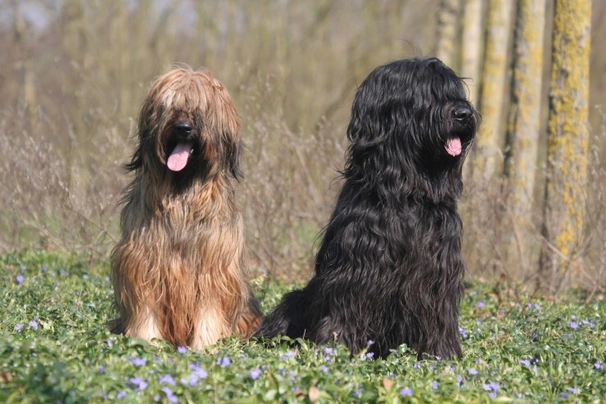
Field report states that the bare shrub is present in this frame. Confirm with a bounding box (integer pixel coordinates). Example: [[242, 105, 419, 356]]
[[238, 77, 347, 278], [0, 106, 125, 254]]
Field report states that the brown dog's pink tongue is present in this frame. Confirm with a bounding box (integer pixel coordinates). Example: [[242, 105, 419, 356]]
[[445, 138, 462, 156], [167, 143, 193, 172]]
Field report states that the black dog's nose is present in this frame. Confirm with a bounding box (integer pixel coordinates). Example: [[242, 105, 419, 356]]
[[454, 107, 472, 121], [174, 121, 193, 134]]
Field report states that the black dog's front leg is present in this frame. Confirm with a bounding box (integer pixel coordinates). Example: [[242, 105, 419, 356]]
[[254, 289, 312, 340]]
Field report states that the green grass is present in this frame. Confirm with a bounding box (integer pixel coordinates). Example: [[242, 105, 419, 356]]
[[0, 251, 604, 403]]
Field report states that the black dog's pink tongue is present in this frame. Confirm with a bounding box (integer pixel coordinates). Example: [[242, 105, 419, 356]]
[[167, 143, 193, 172], [445, 138, 462, 156]]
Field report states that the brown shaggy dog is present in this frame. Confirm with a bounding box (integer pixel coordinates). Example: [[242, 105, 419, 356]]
[[110, 66, 262, 350]]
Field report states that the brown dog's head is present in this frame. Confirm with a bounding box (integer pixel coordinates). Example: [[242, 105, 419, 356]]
[[129, 66, 241, 182]]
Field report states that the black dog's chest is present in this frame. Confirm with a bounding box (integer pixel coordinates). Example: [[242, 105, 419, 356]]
[[403, 203, 460, 238]]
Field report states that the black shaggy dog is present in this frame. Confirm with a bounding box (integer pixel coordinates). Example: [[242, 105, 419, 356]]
[[255, 57, 479, 360]]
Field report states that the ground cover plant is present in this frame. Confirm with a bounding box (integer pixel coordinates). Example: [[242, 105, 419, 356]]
[[0, 251, 604, 403]]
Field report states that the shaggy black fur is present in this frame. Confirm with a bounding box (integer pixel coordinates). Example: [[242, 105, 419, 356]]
[[255, 57, 479, 360]]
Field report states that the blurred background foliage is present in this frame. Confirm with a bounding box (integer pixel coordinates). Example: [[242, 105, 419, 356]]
[[0, 0, 604, 295]]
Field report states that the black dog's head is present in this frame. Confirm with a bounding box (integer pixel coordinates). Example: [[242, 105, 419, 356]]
[[345, 57, 479, 200], [128, 66, 242, 185]]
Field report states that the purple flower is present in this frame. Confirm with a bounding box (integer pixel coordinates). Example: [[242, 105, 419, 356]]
[[16, 275, 24, 284], [477, 301, 485, 308], [158, 375, 176, 385], [458, 326, 468, 338], [129, 377, 148, 392], [181, 363, 208, 386], [560, 387, 578, 399], [60, 269, 68, 276], [581, 319, 595, 328], [249, 368, 262, 380], [106, 339, 113, 348], [457, 375, 464, 387], [180, 374, 199, 387], [413, 362, 422, 369], [594, 361, 603, 370], [366, 340, 375, 347], [323, 347, 334, 356], [129, 357, 146, 367], [41, 265, 48, 272], [520, 359, 531, 367], [528, 302, 541, 310], [29, 320, 38, 330], [98, 365, 106, 374], [116, 390, 126, 399], [570, 320, 579, 329], [14, 323, 24, 332], [320, 365, 329, 373], [216, 356, 231, 368], [467, 368, 478, 375], [161, 387, 178, 403], [352, 387, 363, 397], [177, 346, 187, 354], [432, 381, 439, 389], [365, 352, 374, 359], [483, 382, 500, 392], [400, 387, 413, 397], [280, 350, 296, 360], [190, 363, 209, 378]]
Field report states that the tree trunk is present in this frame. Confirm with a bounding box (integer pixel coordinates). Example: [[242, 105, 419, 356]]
[[539, 0, 591, 292], [461, 0, 485, 105], [501, 0, 546, 279], [470, 0, 514, 184], [435, 0, 463, 69], [462, 0, 512, 279]]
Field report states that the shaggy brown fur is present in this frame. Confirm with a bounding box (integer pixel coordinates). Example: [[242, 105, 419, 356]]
[[110, 66, 262, 349]]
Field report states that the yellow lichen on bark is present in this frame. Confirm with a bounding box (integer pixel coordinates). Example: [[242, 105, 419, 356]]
[[539, 0, 591, 292]]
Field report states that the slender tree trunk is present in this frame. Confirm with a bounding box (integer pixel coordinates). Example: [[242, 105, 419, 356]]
[[539, 0, 591, 292], [470, 0, 514, 184], [435, 0, 463, 69], [501, 0, 546, 279], [461, 0, 485, 105], [463, 0, 512, 278]]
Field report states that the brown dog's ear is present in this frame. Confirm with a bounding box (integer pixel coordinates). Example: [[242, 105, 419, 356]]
[[126, 103, 155, 172], [214, 84, 242, 180], [224, 129, 242, 180]]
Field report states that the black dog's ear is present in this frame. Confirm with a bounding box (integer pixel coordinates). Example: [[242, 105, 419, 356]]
[[347, 82, 392, 148]]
